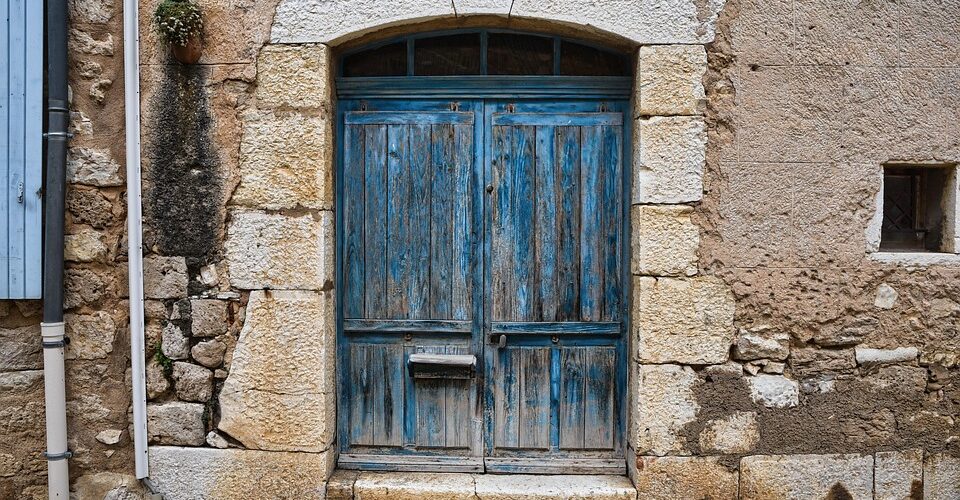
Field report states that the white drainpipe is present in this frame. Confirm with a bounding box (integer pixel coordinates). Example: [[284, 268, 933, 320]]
[[123, 0, 149, 479], [40, 322, 69, 498]]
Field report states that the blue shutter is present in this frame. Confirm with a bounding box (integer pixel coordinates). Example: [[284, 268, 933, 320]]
[[1, 0, 44, 299]]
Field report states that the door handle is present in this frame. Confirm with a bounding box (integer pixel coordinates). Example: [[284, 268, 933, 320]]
[[490, 334, 507, 349]]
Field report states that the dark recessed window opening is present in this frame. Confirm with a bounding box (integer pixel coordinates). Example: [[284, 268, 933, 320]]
[[414, 33, 482, 76], [559, 40, 631, 76], [881, 166, 951, 252], [339, 30, 631, 78], [342, 41, 407, 77], [487, 33, 554, 75]]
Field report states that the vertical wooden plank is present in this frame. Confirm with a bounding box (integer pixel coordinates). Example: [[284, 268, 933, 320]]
[[512, 125, 537, 321], [600, 125, 623, 321], [494, 347, 520, 448], [372, 344, 403, 446], [408, 124, 432, 319], [364, 125, 388, 318], [430, 124, 454, 319], [343, 125, 366, 318], [580, 125, 603, 321], [0, 0, 8, 299], [451, 124, 473, 321], [349, 345, 373, 445], [535, 126, 558, 322], [416, 379, 446, 447], [22, 0, 42, 299], [386, 124, 411, 318], [6, 0, 25, 297], [556, 127, 581, 321], [444, 379, 471, 448], [519, 348, 551, 449], [559, 347, 586, 450], [584, 347, 616, 450], [490, 125, 515, 321]]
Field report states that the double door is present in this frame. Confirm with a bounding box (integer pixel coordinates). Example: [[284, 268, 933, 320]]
[[337, 98, 628, 474]]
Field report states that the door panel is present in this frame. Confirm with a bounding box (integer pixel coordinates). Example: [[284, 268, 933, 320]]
[[339, 99, 627, 474], [484, 103, 626, 472], [339, 102, 483, 469]]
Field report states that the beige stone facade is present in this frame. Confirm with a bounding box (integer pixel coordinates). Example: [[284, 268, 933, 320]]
[[0, 0, 959, 498]]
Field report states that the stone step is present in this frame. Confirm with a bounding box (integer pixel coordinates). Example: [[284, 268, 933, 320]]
[[327, 470, 638, 500]]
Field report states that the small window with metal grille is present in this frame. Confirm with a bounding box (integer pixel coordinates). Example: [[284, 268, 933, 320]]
[[880, 165, 954, 252]]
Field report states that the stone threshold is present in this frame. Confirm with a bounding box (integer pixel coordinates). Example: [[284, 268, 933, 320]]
[[326, 470, 639, 499]]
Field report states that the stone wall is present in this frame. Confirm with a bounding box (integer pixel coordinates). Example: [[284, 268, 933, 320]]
[[628, 0, 960, 497], [1, 0, 958, 498]]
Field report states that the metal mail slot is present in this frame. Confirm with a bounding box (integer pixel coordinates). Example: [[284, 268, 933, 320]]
[[407, 353, 476, 379]]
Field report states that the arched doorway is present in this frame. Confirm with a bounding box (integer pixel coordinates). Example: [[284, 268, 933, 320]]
[[335, 29, 632, 474]]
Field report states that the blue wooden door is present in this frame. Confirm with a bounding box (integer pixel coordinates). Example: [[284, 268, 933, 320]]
[[483, 101, 627, 473], [338, 99, 627, 474], [0, 0, 44, 299], [338, 100, 486, 471]]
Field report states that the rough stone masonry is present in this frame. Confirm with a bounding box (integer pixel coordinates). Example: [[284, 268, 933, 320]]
[[0, 0, 958, 498]]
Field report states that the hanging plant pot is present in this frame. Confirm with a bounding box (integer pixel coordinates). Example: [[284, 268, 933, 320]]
[[154, 0, 204, 64], [172, 37, 203, 64]]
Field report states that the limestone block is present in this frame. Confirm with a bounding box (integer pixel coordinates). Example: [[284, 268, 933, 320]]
[[64, 229, 107, 263], [161, 322, 189, 361], [634, 116, 705, 204], [272, 0, 455, 43], [632, 364, 699, 456], [191, 299, 229, 337], [733, 328, 790, 361], [510, 0, 723, 44], [634, 456, 738, 500], [72, 473, 148, 500], [0, 324, 41, 371], [855, 347, 918, 367], [354, 472, 477, 500], [740, 454, 874, 500], [473, 474, 637, 499], [747, 374, 798, 409], [791, 348, 856, 376], [232, 109, 333, 210], [64, 311, 116, 360], [70, 0, 114, 23], [698, 411, 759, 454], [451, 0, 512, 15], [630, 205, 699, 277], [95, 429, 123, 445], [638, 45, 707, 116], [64, 268, 106, 309], [146, 402, 205, 446], [148, 446, 332, 499], [192, 339, 227, 368], [256, 44, 331, 109], [146, 359, 170, 399], [218, 291, 335, 452], [66, 148, 122, 186], [172, 362, 214, 402], [633, 276, 735, 364], [225, 210, 333, 290], [924, 453, 960, 500], [67, 187, 114, 228], [874, 283, 899, 309], [875, 449, 923, 500], [272, 0, 722, 44], [142, 256, 189, 299]]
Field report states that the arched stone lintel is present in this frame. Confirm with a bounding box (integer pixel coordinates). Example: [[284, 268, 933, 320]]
[[271, 0, 726, 46]]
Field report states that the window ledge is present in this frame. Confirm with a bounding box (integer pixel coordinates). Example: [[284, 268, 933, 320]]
[[869, 252, 960, 266]]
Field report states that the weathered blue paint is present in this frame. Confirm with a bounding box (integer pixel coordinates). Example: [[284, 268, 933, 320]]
[[1, 0, 43, 299], [336, 51, 632, 476]]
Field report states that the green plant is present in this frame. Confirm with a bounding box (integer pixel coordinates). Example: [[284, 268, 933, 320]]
[[154, 0, 203, 47], [154, 342, 174, 377]]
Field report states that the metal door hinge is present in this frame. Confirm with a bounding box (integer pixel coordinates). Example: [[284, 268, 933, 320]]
[[16, 181, 24, 204]]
